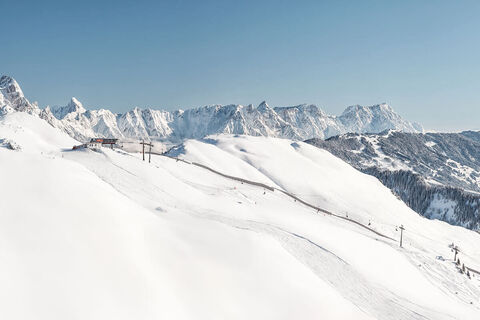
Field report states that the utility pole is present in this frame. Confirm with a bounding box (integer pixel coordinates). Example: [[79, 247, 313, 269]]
[[452, 245, 460, 262], [149, 143, 152, 163], [399, 225, 405, 248], [140, 140, 153, 162]]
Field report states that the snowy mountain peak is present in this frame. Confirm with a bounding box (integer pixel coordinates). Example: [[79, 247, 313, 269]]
[[257, 100, 270, 111], [341, 103, 392, 115], [341, 104, 360, 115], [378, 102, 393, 110], [283, 103, 323, 113], [67, 97, 86, 114], [70, 97, 84, 109], [50, 97, 87, 120], [338, 103, 423, 133], [0, 75, 24, 98], [0, 75, 39, 114]]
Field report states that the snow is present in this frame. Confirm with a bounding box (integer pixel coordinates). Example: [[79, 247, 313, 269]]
[[338, 103, 422, 134], [356, 135, 412, 171], [426, 193, 458, 222], [0, 112, 78, 153], [49, 97, 86, 120], [446, 159, 480, 186], [50, 100, 423, 143], [2, 75, 423, 143], [173, 135, 480, 316], [0, 112, 479, 319]]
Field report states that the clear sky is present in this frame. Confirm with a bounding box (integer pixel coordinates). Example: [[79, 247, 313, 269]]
[[2, 0, 480, 131]]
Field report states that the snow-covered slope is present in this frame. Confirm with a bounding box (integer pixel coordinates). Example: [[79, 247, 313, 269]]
[[167, 135, 480, 318], [0, 75, 423, 143], [306, 131, 480, 230], [0, 111, 78, 153], [2, 111, 477, 319]]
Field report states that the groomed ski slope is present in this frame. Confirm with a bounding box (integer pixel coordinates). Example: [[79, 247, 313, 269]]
[[1, 112, 480, 319]]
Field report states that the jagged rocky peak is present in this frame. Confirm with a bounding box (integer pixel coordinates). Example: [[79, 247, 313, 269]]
[[277, 103, 324, 114], [68, 97, 85, 111], [129, 106, 143, 116], [273, 105, 331, 129], [0, 75, 39, 114], [66, 97, 86, 114], [257, 100, 270, 111], [0, 75, 24, 98], [338, 103, 423, 133], [50, 97, 87, 120], [341, 103, 392, 116], [374, 103, 394, 112]]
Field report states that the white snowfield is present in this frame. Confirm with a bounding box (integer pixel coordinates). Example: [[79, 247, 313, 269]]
[[0, 112, 479, 320]]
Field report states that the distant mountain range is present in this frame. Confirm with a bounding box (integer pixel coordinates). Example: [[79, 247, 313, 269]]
[[307, 131, 480, 230], [0, 75, 423, 143]]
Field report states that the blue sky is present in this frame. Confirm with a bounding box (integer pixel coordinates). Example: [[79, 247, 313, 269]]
[[2, 0, 480, 130]]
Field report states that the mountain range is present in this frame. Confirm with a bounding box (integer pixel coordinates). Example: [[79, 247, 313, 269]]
[[0, 75, 423, 143]]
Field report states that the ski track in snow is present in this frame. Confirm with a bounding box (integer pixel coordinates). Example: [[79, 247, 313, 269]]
[[167, 204, 446, 320], [68, 147, 475, 320]]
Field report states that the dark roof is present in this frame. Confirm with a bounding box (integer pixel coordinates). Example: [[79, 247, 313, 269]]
[[89, 138, 118, 144]]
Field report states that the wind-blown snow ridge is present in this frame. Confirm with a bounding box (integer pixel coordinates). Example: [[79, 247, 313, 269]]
[[0, 75, 423, 142]]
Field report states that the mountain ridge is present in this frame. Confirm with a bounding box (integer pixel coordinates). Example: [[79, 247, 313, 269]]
[[0, 75, 423, 143]]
